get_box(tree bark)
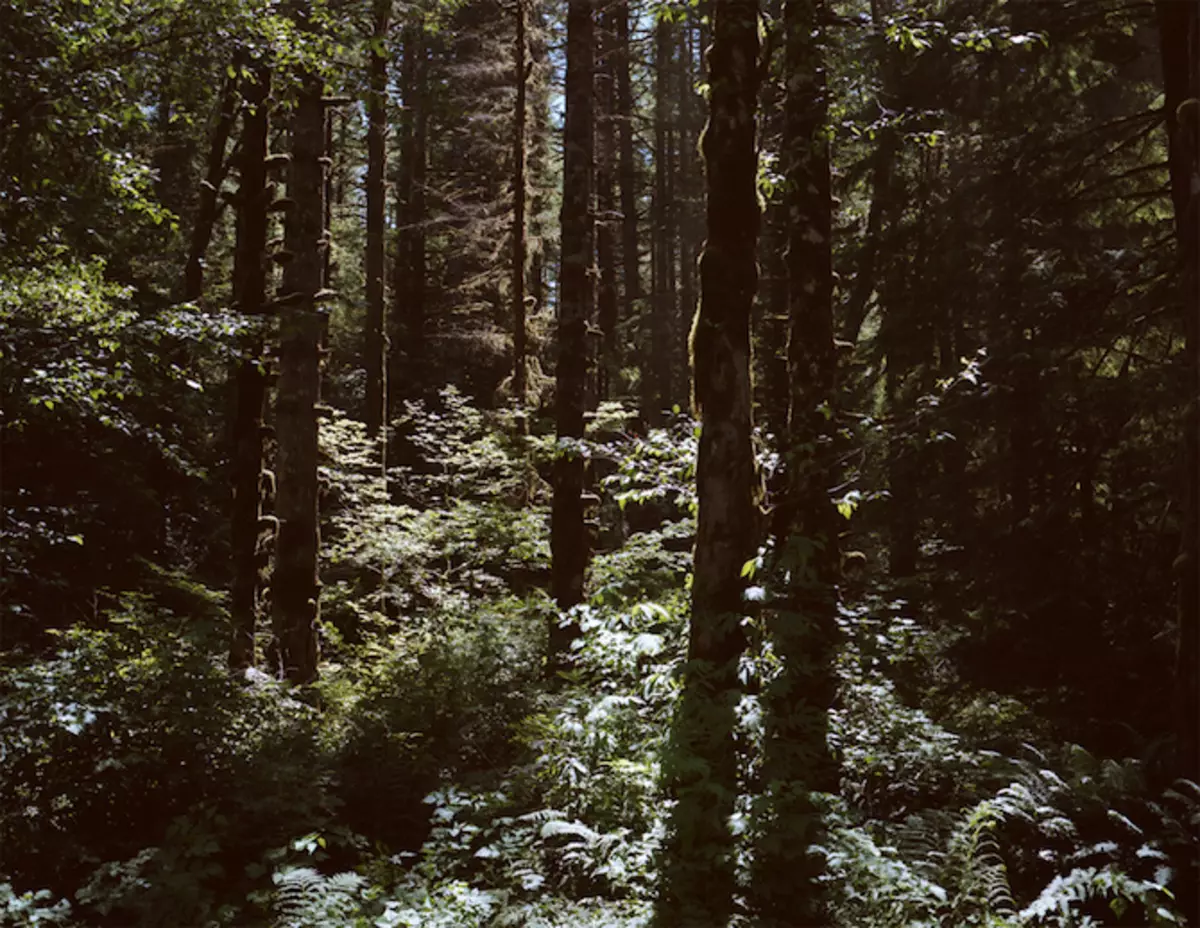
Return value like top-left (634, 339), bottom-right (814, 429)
top-left (616, 0), bottom-right (641, 390)
top-left (273, 62), bottom-right (326, 685)
top-left (656, 0), bottom-right (758, 922)
top-left (676, 20), bottom-right (699, 406)
top-left (229, 64), bottom-right (272, 672)
top-left (596, 4), bottom-right (619, 402)
top-left (365, 0), bottom-right (389, 442)
top-left (549, 0), bottom-right (595, 665)
top-left (389, 23), bottom-right (417, 411)
top-left (647, 16), bottom-right (674, 426)
top-left (752, 0), bottom-right (838, 919)
top-left (513, 0), bottom-right (530, 406)
top-left (410, 36), bottom-right (430, 376)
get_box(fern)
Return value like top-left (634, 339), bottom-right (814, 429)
top-left (1018, 866), bottom-right (1181, 926)
top-left (271, 866), bottom-right (367, 928)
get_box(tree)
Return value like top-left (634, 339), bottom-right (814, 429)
top-left (272, 30), bottom-right (326, 684)
top-left (549, 0), bottom-right (595, 664)
top-left (511, 0), bottom-right (531, 408)
top-left (656, 0), bottom-right (759, 922)
top-left (595, 3), bottom-right (619, 403)
top-left (229, 63), bottom-right (275, 672)
top-left (364, 0), bottom-right (390, 444)
top-left (616, 0), bottom-right (641, 386)
top-left (751, 0), bottom-right (838, 920)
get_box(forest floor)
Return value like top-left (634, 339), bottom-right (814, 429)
top-left (1, 397), bottom-right (1195, 927)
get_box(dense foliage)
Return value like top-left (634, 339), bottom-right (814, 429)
top-left (1, 0), bottom-right (1196, 924)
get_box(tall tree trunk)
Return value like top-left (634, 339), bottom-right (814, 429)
top-left (549, 0), bottom-right (595, 665)
top-left (512, 0), bottom-right (530, 407)
top-left (229, 64), bottom-right (272, 672)
top-left (656, 0), bottom-right (759, 922)
top-left (752, 2), bottom-right (837, 918)
top-left (389, 23), bottom-right (417, 411)
top-left (183, 60), bottom-right (241, 303)
top-left (616, 0), bottom-right (641, 388)
top-left (596, 5), bottom-right (619, 402)
top-left (410, 36), bottom-right (430, 378)
top-left (365, 0), bottom-right (389, 443)
top-left (646, 17), bottom-right (674, 425)
top-left (1156, 0), bottom-right (1199, 783)
top-left (676, 20), bottom-right (698, 406)
top-left (273, 63), bottom-right (326, 685)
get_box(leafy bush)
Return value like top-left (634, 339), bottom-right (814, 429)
top-left (0, 595), bottom-right (330, 920)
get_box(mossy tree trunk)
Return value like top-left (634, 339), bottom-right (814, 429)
top-left (549, 0), bottom-right (594, 664)
top-left (655, 0), bottom-right (759, 922)
top-left (751, 0), bottom-right (839, 920)
top-left (229, 64), bottom-right (273, 672)
top-left (272, 59), bottom-right (325, 685)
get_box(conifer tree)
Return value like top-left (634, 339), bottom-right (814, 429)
top-left (364, 0), bottom-right (389, 443)
top-left (230, 63), bottom-right (273, 672)
top-left (752, 0), bottom-right (838, 920)
top-left (273, 41), bottom-right (326, 684)
top-left (656, 0), bottom-right (759, 920)
top-left (550, 0), bottom-right (594, 662)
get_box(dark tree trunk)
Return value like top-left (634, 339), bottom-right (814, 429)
top-left (550, 0), bottom-right (595, 665)
top-left (272, 64), bottom-right (326, 685)
top-left (512, 0), bottom-right (530, 406)
top-left (676, 20), bottom-right (698, 406)
top-left (646, 17), bottom-right (674, 426)
top-left (183, 60), bottom-right (241, 303)
top-left (229, 64), bottom-right (272, 672)
top-left (616, 0), bottom-right (641, 384)
top-left (656, 0), bottom-right (759, 922)
top-left (752, 0), bottom-right (838, 919)
top-left (410, 37), bottom-right (430, 375)
top-left (1156, 0), bottom-right (1199, 784)
top-left (596, 4), bottom-right (619, 402)
top-left (389, 24), bottom-right (417, 410)
top-left (365, 0), bottom-right (389, 442)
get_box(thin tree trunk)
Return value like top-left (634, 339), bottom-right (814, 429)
top-left (676, 20), bottom-right (698, 406)
top-left (183, 59), bottom-right (241, 303)
top-left (365, 0), bottom-right (389, 442)
top-left (513, 0), bottom-right (530, 406)
top-left (596, 4), bottom-right (619, 402)
top-left (389, 24), bottom-right (417, 410)
top-left (549, 0), bottom-right (595, 665)
top-left (752, 1), bottom-right (838, 918)
top-left (616, 0), bottom-right (641, 389)
top-left (229, 64), bottom-right (272, 672)
top-left (410, 35), bottom-right (430, 376)
top-left (647, 17), bottom-right (673, 425)
top-left (273, 62), bottom-right (326, 685)
top-left (656, 0), bottom-right (759, 921)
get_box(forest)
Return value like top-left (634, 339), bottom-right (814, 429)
top-left (1, 0), bottom-right (1198, 924)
